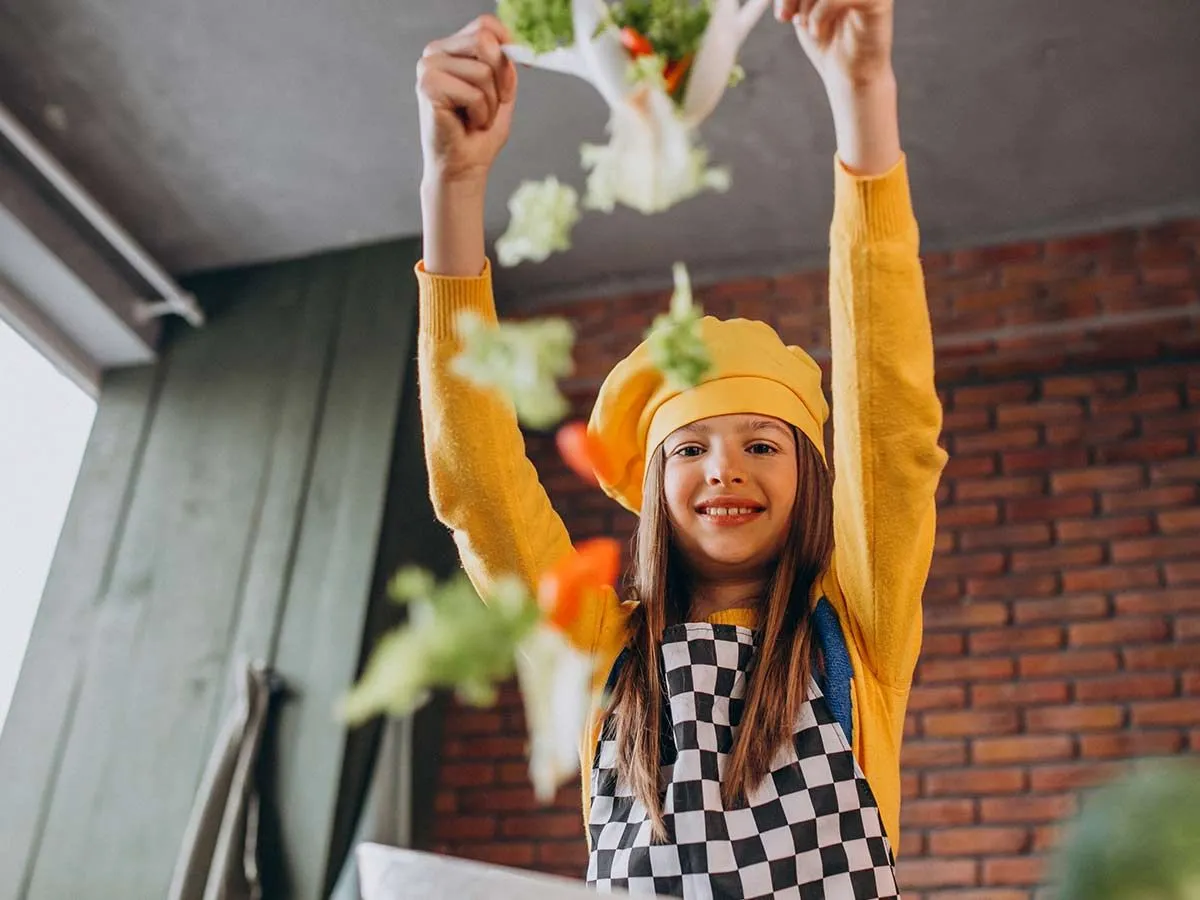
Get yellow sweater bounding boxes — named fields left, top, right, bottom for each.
left=414, top=156, right=947, bottom=856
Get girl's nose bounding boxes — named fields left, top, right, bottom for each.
left=705, top=446, right=745, bottom=486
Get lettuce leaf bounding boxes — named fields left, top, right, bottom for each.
left=646, top=262, right=712, bottom=389
left=451, top=311, right=576, bottom=430
left=496, top=176, right=582, bottom=268
left=497, top=0, right=575, bottom=54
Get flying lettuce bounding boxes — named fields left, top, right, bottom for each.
left=646, top=261, right=712, bottom=388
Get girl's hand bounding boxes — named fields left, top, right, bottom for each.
left=776, top=0, right=894, bottom=89
left=418, top=15, right=519, bottom=188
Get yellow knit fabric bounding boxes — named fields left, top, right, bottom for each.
left=414, top=155, right=947, bottom=857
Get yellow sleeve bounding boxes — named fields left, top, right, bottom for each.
left=826, top=156, right=949, bottom=687
left=415, top=260, right=627, bottom=658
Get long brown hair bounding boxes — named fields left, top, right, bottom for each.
left=607, top=430, right=834, bottom=840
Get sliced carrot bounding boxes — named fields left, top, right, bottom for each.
left=538, top=538, right=622, bottom=631
left=556, top=421, right=615, bottom=486
left=664, top=53, right=694, bottom=96
left=619, top=26, right=655, bottom=58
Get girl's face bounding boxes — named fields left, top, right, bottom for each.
left=661, top=413, right=798, bottom=582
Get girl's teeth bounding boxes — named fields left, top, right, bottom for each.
left=704, top=507, right=756, bottom=517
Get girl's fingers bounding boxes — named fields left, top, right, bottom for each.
left=808, top=0, right=854, bottom=42
left=419, top=67, right=492, bottom=131
left=775, top=0, right=801, bottom=22
left=796, top=0, right=819, bottom=31
left=431, top=55, right=500, bottom=124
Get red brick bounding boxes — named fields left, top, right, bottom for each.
left=995, top=400, right=1083, bottom=426
left=944, top=455, right=998, bottom=478
left=1025, top=704, right=1124, bottom=732
left=1069, top=616, right=1170, bottom=646
left=1010, top=543, right=1103, bottom=572
left=433, top=815, right=498, bottom=841
left=1124, top=645, right=1200, bottom=671
left=1095, top=436, right=1191, bottom=464
left=956, top=242, right=1043, bottom=268
left=1062, top=565, right=1161, bottom=593
left=1032, top=824, right=1065, bottom=853
left=922, top=633, right=966, bottom=658
left=439, top=762, right=497, bottom=788
left=535, top=842, right=589, bottom=867
left=969, top=625, right=1063, bottom=655
left=1113, top=536, right=1199, bottom=563
left=902, top=740, right=969, bottom=768
left=920, top=657, right=1016, bottom=684
left=980, top=794, right=1077, bottom=824
left=959, top=523, right=1051, bottom=551
left=925, top=602, right=1010, bottom=631
left=499, top=813, right=584, bottom=839
left=1166, top=561, right=1200, bottom=585
left=929, top=827, right=1030, bottom=856
left=954, top=382, right=1036, bottom=407
left=1045, top=233, right=1123, bottom=257
left=1046, top=414, right=1137, bottom=445
left=924, top=709, right=1020, bottom=738
left=930, top=553, right=1007, bottom=578
left=1041, top=373, right=1131, bottom=397
left=899, top=829, right=925, bottom=857
left=1079, top=731, right=1184, bottom=759
left=1012, top=594, right=1109, bottom=623
left=982, top=856, right=1046, bottom=887
left=956, top=475, right=1046, bottom=502
left=897, top=858, right=978, bottom=890
left=458, top=786, right=540, bottom=814
left=950, top=427, right=1036, bottom=453
left=1158, top=508, right=1200, bottom=533
left=966, top=572, right=1059, bottom=600
left=1150, top=457, right=1200, bottom=484
left=1018, top=649, right=1118, bottom=677
left=443, top=736, right=528, bottom=760
left=1073, top=673, right=1178, bottom=702
left=971, top=680, right=1070, bottom=708
left=1050, top=465, right=1144, bottom=494
left=1179, top=615, right=1200, bottom=640
left=938, top=503, right=1001, bottom=529
left=443, top=710, right=506, bottom=736
left=433, top=793, right=457, bottom=814
left=901, top=798, right=977, bottom=827
left=1090, top=389, right=1181, bottom=416
left=1002, top=446, right=1090, bottom=474
left=463, top=844, right=537, bottom=867
left=1055, top=515, right=1152, bottom=543
left=924, top=578, right=967, bottom=605
left=1103, top=484, right=1196, bottom=513
left=1028, top=761, right=1128, bottom=793
left=943, top=406, right=991, bottom=431
left=972, top=735, right=1073, bottom=764
left=925, top=767, right=1026, bottom=797
left=902, top=771, right=920, bottom=800
left=1115, top=587, right=1200, bottom=614
left=1007, top=493, right=1096, bottom=522
left=1131, top=699, right=1200, bottom=727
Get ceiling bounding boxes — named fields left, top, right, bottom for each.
left=1, top=0, right=1199, bottom=309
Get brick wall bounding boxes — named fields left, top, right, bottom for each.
left=424, top=221, right=1200, bottom=896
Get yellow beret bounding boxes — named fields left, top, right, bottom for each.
left=587, top=317, right=829, bottom=514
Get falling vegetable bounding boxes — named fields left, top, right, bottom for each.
left=451, top=311, right=576, bottom=430
left=555, top=420, right=614, bottom=486
left=497, top=0, right=575, bottom=53
left=537, top=538, right=622, bottom=631
left=1048, top=760, right=1200, bottom=900
left=339, top=568, right=541, bottom=723
left=646, top=261, right=712, bottom=389
left=495, top=176, right=582, bottom=267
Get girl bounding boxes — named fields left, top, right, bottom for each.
left=415, top=1, right=946, bottom=896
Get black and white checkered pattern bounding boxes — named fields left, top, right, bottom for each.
left=586, top=623, right=898, bottom=899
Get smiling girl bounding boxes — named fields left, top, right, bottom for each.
left=414, top=1, right=947, bottom=896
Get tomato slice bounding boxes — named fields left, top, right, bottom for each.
left=556, top=421, right=615, bottom=486
left=537, top=538, right=622, bottom=631
left=664, top=53, right=695, bottom=96
left=620, top=26, right=655, bottom=58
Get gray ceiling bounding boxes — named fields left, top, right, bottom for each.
left=1, top=0, right=1199, bottom=308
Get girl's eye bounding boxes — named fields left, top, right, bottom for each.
left=748, top=442, right=777, bottom=455
left=673, top=445, right=704, bottom=458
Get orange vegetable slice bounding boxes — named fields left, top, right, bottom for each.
left=619, top=26, right=655, bottom=58
left=664, top=54, right=694, bottom=97
left=555, top=421, right=615, bottom=486
left=538, top=538, right=622, bottom=631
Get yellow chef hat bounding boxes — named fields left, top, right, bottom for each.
left=587, top=317, right=829, bottom=514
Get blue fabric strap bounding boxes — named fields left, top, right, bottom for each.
left=812, top=596, right=854, bottom=744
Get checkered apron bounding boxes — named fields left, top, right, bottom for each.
left=586, top=623, right=898, bottom=899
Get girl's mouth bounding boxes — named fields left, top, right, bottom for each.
left=695, top=500, right=765, bottom=526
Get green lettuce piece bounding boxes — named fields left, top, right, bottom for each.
left=496, top=176, right=582, bottom=268
left=646, top=262, right=712, bottom=389
left=340, top=568, right=541, bottom=724
left=451, top=311, right=576, bottom=430
left=1050, top=760, right=1200, bottom=900
left=606, top=0, right=712, bottom=63
left=497, top=0, right=575, bottom=54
